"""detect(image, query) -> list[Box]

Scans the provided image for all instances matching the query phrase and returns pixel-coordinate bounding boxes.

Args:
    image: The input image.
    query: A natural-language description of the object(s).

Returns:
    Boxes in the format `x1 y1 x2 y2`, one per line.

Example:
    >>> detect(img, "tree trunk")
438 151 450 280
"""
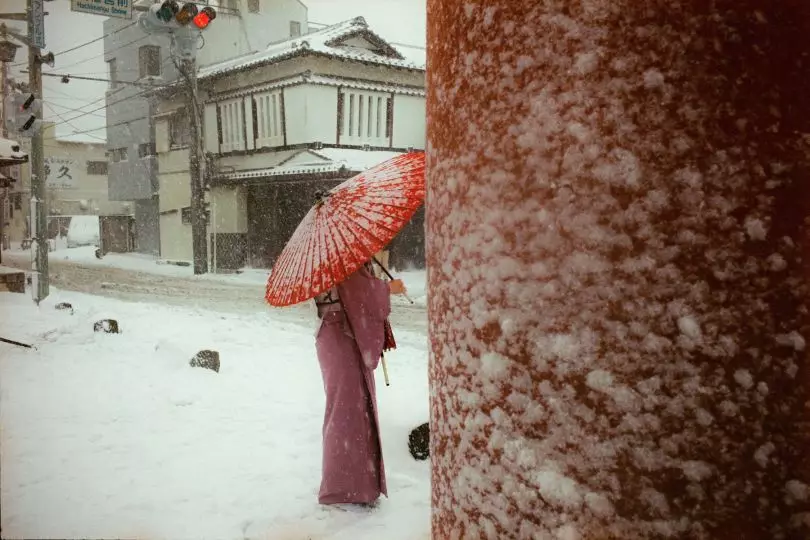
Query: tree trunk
426 1 810 538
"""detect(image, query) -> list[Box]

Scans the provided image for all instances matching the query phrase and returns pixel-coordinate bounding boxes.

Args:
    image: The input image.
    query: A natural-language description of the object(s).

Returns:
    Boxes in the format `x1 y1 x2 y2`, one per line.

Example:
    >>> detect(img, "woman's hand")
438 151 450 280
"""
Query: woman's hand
388 279 407 295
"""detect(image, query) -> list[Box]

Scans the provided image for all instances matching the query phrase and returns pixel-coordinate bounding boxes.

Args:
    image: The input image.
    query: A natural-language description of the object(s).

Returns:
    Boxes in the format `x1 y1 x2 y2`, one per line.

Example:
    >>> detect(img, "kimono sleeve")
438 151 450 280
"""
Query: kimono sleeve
338 268 391 370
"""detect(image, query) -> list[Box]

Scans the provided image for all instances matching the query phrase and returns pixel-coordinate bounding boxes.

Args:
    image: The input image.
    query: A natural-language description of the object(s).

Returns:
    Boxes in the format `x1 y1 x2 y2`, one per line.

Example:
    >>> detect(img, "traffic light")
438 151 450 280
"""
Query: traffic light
193 7 216 29
3 93 41 138
140 2 217 33
155 0 179 22
175 2 198 25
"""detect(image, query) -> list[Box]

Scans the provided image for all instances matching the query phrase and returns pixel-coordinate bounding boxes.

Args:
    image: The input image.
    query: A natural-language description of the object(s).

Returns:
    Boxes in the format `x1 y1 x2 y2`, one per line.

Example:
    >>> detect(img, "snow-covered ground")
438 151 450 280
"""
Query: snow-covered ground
0 289 430 539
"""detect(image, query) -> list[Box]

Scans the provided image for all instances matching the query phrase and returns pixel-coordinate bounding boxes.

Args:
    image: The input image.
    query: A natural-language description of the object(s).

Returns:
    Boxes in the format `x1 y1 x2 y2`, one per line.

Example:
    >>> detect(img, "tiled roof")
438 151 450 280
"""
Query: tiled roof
307 74 425 96
222 162 346 181
218 148 406 182
198 16 425 81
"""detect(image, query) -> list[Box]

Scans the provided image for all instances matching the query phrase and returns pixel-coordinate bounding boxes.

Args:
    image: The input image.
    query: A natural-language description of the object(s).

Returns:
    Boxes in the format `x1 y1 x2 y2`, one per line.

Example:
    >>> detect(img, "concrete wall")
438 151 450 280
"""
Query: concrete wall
205 82 426 152
207 55 425 96
210 186 248 234
159 210 193 262
283 84 339 146
392 94 426 150
134 199 160 256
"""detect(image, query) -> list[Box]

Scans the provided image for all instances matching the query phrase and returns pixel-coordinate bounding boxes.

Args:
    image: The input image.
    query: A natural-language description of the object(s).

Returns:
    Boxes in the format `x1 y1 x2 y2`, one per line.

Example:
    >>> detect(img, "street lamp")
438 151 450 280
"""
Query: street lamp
0 24 20 63
0 38 19 63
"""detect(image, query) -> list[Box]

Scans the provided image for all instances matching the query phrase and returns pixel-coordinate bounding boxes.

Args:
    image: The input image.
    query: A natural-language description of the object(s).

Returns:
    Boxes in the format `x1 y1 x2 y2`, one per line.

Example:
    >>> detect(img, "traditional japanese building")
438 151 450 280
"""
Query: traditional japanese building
152 16 426 271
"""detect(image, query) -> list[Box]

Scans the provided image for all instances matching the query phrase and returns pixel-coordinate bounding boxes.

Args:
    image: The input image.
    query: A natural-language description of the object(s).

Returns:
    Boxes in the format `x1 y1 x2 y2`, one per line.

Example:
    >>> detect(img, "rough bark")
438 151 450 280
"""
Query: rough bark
427 1 810 538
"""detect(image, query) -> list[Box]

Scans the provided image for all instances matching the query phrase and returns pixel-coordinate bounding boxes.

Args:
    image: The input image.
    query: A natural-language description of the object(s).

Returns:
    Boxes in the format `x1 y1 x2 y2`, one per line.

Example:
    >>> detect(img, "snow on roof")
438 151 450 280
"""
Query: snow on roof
312 148 406 171
223 162 346 181
216 72 425 100
55 134 107 145
199 16 425 81
219 148 408 182
0 137 28 164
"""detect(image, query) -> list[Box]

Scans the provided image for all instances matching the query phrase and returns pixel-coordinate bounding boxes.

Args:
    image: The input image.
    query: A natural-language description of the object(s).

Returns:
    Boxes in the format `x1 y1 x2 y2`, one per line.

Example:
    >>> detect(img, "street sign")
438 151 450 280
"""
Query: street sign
71 0 133 20
29 0 45 49
44 157 78 189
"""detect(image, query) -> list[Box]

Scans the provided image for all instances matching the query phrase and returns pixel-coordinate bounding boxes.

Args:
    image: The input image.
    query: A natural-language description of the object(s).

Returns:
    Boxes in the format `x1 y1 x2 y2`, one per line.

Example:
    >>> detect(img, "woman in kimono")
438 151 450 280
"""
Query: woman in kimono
314 261 406 507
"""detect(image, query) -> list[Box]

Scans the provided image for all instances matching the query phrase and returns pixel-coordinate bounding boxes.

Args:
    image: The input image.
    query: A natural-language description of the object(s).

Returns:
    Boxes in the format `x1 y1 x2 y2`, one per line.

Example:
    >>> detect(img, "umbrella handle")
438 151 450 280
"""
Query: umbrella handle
381 353 390 387
372 256 415 305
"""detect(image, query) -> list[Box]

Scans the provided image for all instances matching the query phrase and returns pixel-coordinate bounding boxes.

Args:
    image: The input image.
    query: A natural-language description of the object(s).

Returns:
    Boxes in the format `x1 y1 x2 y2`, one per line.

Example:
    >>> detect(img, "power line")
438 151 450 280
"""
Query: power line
49 80 167 128
44 102 106 143
53 20 139 58
31 57 175 128
11 20 141 67
46 78 132 115
56 114 154 137
45 34 152 72
390 41 426 50
39 66 145 78
44 100 107 119
37 71 171 89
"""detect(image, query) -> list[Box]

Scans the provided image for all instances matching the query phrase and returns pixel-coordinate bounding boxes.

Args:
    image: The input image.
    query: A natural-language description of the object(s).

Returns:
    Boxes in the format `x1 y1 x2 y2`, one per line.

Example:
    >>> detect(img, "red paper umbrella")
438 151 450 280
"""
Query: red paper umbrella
265 151 425 307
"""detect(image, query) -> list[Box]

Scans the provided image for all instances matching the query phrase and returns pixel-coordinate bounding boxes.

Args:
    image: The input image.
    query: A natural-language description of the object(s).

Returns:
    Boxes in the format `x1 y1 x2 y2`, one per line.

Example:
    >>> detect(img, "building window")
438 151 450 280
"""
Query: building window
339 90 389 145
247 0 259 12
138 142 156 158
86 160 108 175
107 59 118 89
110 147 128 162
169 109 191 148
138 45 161 78
254 91 282 148
218 99 245 152
290 21 301 37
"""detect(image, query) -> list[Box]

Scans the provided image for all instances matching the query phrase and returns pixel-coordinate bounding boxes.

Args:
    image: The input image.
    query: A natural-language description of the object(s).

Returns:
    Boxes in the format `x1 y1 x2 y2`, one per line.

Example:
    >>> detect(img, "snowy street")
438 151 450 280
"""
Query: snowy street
0 281 430 539
0 247 428 332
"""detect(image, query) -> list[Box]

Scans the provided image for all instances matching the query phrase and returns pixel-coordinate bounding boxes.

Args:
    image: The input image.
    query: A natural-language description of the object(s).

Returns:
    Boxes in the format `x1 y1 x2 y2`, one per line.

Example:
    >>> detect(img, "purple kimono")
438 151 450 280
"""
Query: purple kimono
314 265 390 505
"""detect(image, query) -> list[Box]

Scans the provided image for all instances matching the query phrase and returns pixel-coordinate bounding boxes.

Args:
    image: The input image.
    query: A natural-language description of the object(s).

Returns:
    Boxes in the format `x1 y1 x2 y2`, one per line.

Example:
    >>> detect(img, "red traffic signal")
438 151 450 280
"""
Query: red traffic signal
193 6 216 29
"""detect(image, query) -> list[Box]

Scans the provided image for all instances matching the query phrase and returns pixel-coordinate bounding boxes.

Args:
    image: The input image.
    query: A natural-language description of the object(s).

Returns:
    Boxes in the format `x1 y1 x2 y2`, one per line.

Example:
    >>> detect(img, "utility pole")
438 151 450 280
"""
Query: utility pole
27 0 47 302
0 57 7 264
176 55 207 274
140 1 216 275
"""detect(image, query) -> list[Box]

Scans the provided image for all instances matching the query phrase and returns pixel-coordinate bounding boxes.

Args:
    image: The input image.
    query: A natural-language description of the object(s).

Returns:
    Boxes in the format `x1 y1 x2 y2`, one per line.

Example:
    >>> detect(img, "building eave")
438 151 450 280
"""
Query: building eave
198 47 425 84
208 71 425 101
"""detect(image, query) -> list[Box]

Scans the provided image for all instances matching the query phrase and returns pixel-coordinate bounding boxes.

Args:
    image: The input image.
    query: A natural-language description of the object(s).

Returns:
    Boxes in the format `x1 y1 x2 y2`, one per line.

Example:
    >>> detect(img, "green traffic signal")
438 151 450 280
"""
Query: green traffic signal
156 0 179 22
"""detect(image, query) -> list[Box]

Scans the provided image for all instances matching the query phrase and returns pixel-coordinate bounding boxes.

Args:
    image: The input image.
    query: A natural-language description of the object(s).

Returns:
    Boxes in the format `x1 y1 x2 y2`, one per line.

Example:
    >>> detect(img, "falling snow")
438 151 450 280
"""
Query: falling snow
428 1 810 538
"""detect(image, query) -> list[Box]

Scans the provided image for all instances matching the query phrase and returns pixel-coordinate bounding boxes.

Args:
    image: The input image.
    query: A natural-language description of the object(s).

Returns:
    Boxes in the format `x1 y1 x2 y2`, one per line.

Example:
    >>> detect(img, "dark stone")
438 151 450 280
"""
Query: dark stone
190 349 220 373
408 422 430 461
93 319 119 334
55 302 74 314
95 248 103 259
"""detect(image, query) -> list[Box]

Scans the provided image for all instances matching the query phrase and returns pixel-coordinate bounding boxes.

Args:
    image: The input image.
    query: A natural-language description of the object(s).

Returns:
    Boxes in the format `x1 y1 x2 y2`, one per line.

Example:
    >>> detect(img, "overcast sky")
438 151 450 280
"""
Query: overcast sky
0 0 425 145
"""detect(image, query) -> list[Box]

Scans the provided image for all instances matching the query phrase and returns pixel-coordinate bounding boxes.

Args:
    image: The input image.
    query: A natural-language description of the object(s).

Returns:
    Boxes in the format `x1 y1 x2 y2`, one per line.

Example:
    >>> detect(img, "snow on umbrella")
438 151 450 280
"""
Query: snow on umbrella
265 151 425 307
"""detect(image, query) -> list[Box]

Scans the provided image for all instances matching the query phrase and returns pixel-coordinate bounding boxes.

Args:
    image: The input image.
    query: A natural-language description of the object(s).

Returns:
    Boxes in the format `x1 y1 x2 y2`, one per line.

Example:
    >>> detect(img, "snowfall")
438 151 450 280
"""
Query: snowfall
0 249 431 540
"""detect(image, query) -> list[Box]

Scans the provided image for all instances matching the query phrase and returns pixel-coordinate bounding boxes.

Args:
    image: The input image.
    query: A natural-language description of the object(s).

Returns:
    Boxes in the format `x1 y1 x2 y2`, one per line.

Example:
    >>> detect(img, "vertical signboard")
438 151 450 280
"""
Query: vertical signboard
29 0 45 49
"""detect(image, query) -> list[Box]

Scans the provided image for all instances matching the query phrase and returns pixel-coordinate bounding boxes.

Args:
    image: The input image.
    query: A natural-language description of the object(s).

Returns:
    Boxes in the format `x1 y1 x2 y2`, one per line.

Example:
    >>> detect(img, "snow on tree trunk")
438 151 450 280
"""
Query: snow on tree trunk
426 1 810 538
